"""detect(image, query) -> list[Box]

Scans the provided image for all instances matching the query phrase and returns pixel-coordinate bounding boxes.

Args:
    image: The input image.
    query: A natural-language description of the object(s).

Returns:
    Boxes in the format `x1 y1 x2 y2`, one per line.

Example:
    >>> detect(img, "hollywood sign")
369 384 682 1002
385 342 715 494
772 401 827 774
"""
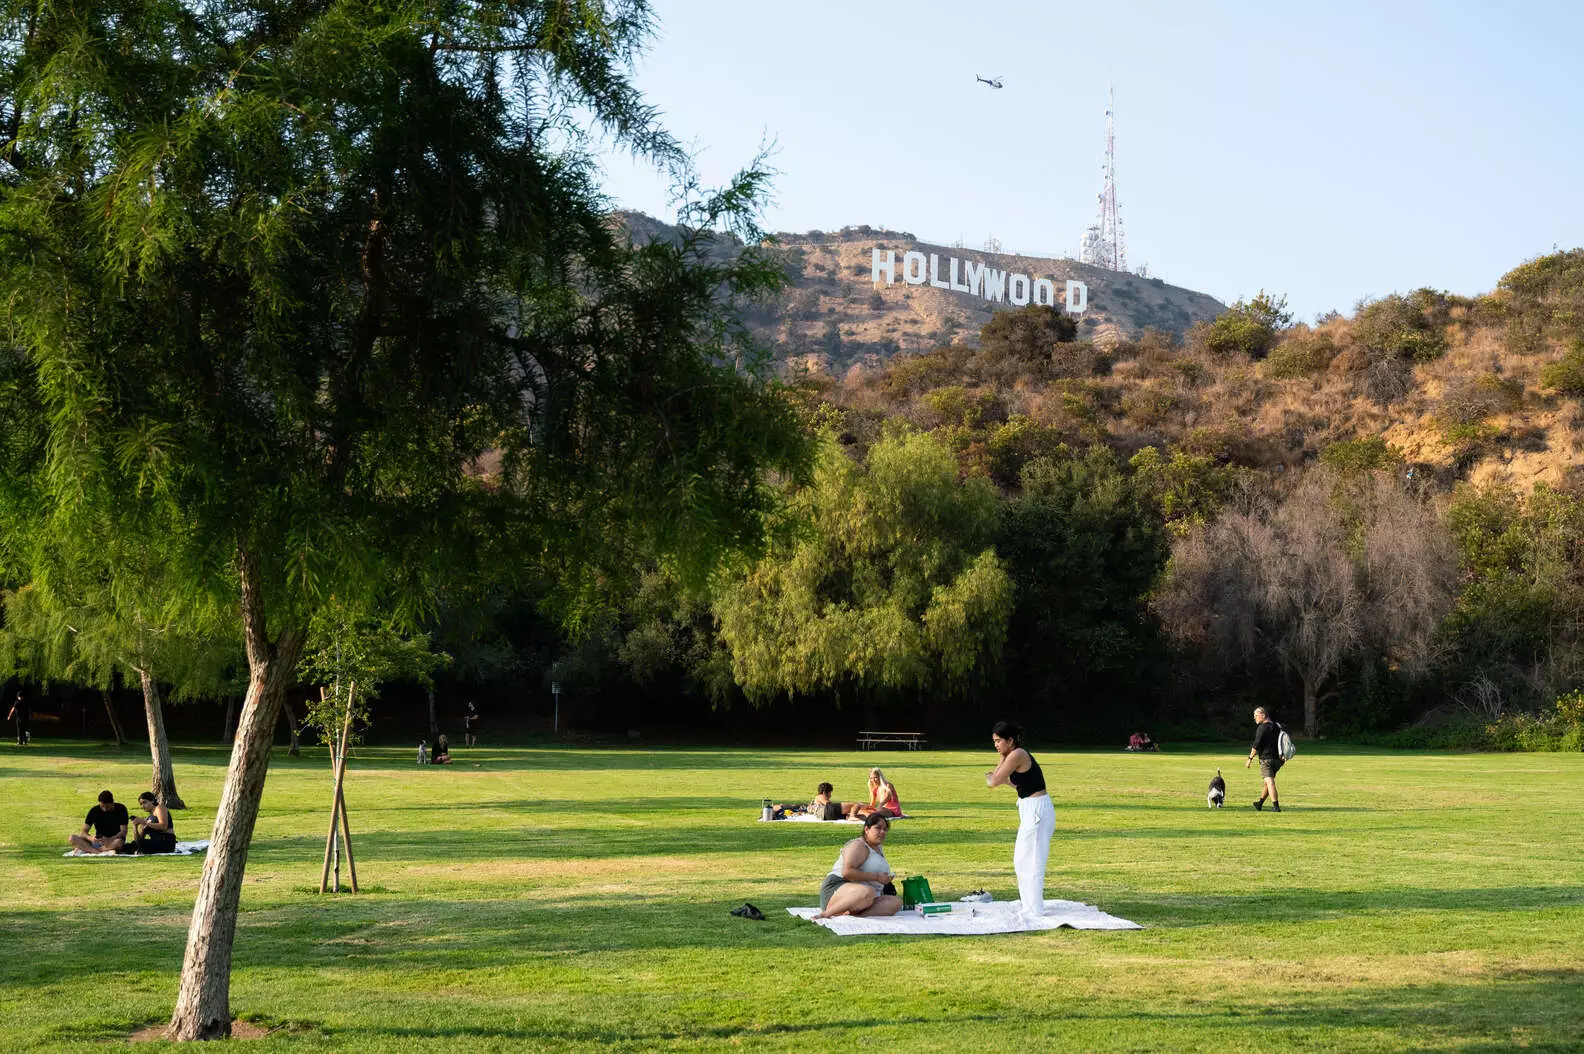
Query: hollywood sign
871 248 1089 314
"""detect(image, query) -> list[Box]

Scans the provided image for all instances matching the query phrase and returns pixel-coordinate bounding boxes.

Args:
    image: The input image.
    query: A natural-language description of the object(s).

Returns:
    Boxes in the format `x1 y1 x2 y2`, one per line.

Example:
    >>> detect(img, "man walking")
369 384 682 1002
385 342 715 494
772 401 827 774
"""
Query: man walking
1245 706 1282 812
7 690 29 747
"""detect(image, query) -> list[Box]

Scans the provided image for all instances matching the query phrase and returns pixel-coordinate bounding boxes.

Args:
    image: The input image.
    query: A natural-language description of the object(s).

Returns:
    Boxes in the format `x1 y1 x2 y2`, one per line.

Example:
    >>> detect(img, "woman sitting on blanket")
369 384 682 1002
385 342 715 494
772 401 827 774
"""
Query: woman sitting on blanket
856 768 901 819
131 792 177 855
814 813 902 919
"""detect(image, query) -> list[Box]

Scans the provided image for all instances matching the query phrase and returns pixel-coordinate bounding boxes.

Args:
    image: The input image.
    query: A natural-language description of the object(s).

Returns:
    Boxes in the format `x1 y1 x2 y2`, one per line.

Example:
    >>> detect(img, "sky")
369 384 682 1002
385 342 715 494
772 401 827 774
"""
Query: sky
594 0 1584 321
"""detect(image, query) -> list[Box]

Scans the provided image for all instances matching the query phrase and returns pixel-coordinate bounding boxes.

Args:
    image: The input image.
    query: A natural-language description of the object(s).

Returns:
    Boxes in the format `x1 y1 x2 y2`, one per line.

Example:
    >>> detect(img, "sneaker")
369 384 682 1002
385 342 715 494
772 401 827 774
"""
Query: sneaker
1271 803 1282 812
730 902 765 921
1253 799 1263 811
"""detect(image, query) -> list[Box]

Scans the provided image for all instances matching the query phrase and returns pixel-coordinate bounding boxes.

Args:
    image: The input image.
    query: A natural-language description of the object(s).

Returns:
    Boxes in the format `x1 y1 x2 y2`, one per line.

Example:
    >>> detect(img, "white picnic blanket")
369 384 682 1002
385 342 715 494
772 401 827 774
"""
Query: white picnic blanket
64 840 209 858
788 898 1141 936
759 813 911 824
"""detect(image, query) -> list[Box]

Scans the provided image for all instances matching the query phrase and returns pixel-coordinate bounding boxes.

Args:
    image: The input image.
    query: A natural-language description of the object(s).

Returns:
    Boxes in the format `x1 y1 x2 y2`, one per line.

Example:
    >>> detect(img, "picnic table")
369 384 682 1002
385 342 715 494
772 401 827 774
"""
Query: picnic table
857 731 926 751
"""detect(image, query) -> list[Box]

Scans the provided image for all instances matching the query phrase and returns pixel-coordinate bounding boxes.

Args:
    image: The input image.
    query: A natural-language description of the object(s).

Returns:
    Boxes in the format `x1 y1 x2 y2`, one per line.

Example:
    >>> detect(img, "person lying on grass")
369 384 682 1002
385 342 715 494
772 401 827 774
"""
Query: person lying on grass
813 813 902 919
130 792 177 855
69 789 128 855
772 782 848 821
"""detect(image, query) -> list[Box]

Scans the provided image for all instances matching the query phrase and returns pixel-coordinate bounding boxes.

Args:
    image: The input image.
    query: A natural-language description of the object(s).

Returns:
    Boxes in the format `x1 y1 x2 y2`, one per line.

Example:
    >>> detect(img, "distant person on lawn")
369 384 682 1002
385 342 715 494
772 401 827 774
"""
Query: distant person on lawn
813 813 902 919
464 701 480 747
131 792 177 854
857 768 902 818
1246 707 1283 812
432 734 453 764
8 690 30 746
70 790 128 854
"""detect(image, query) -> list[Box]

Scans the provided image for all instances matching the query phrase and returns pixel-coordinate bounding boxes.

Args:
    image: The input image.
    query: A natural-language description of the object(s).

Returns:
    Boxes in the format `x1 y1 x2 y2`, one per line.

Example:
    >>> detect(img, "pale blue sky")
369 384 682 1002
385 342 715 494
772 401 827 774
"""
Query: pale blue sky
596 0 1584 321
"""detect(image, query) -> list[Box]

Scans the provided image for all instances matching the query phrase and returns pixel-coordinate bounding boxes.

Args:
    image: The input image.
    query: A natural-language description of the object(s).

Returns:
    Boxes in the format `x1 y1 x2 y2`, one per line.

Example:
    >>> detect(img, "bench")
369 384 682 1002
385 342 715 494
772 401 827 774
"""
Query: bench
857 731 926 751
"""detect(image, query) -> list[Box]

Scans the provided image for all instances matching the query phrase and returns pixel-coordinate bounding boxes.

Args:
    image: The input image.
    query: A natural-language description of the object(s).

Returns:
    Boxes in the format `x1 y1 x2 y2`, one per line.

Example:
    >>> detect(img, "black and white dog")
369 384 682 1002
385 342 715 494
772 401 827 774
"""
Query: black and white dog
1207 768 1226 808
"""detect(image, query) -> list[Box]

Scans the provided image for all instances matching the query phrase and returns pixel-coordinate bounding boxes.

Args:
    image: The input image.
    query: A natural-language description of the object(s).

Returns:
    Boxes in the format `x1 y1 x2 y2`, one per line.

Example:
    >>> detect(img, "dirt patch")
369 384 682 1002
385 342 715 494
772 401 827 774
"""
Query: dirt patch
128 1019 276 1042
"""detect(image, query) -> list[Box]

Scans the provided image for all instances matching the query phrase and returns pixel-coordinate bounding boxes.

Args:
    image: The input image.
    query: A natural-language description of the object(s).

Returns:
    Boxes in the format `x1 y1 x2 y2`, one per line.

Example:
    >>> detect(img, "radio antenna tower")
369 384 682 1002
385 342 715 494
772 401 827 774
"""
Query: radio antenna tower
1079 85 1126 272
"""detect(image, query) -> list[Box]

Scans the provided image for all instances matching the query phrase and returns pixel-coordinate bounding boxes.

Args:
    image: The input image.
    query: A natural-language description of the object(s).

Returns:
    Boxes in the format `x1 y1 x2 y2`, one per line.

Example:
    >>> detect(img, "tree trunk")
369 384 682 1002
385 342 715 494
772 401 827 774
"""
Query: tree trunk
101 689 126 748
1302 675 1319 739
426 686 438 743
139 669 186 810
167 544 305 1042
280 697 301 757
221 695 237 744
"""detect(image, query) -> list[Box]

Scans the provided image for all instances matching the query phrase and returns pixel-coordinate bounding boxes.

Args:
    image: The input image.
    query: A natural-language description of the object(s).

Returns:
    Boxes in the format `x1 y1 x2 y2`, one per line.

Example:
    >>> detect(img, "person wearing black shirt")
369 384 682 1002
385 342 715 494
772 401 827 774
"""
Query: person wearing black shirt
986 719 1055 918
7 690 29 747
70 790 129 854
1245 707 1283 812
464 701 479 747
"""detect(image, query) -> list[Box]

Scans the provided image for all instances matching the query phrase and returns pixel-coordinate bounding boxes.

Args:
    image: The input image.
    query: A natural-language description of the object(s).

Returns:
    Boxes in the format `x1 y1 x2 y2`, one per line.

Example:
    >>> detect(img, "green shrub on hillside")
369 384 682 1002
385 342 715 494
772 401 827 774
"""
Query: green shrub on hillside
1355 290 1452 363
1120 387 1179 428
1486 690 1584 751
1320 436 1402 474
1490 248 1584 354
1539 340 1584 396
1265 331 1337 378
1197 290 1291 359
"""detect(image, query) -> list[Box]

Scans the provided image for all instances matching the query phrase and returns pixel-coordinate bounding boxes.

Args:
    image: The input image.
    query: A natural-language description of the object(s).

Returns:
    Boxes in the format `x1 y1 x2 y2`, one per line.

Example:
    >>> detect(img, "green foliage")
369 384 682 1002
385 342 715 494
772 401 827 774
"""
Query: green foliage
1539 339 1584 396
1200 290 1291 358
1490 248 1584 354
297 598 450 737
1485 691 1584 752
977 304 1078 366
1128 446 1238 533
1442 483 1584 708
1265 330 1337 378
713 429 1013 702
1320 436 1402 474
1355 290 1452 363
985 415 1069 488
1119 387 1178 427
996 447 1170 733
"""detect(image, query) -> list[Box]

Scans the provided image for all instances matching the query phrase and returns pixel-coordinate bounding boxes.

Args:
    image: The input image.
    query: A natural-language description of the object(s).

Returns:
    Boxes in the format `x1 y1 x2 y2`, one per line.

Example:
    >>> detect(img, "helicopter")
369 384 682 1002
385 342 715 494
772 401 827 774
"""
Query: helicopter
975 75 1004 89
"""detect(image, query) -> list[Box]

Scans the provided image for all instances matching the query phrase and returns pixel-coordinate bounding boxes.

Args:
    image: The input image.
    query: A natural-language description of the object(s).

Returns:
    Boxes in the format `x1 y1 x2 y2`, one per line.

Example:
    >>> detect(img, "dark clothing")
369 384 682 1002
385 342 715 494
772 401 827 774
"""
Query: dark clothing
10 699 28 745
818 801 843 821
819 872 846 910
1252 721 1280 760
85 803 129 839
1009 754 1047 799
136 830 177 855
1259 757 1284 780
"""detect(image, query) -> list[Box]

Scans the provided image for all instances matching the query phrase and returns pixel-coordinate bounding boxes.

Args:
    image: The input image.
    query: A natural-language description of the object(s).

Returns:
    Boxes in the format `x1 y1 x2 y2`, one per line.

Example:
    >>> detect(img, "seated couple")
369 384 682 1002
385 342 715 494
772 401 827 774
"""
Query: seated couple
1126 732 1159 752
814 812 902 919
775 770 903 821
69 790 178 855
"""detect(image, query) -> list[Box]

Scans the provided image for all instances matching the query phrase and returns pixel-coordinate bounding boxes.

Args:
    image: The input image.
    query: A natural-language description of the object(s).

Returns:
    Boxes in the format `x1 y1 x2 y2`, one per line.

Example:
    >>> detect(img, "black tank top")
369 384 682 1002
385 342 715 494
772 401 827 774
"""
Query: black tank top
1009 754 1046 798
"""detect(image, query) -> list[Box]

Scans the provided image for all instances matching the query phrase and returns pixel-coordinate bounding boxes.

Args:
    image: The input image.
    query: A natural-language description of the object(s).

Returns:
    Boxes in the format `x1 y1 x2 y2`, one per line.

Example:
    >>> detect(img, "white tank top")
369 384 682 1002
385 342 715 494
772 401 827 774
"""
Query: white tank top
830 839 890 892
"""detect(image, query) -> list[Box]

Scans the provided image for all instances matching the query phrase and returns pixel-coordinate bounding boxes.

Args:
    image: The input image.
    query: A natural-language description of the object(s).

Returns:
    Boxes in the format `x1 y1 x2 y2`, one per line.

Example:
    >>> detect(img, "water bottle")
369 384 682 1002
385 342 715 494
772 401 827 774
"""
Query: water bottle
761 798 774 822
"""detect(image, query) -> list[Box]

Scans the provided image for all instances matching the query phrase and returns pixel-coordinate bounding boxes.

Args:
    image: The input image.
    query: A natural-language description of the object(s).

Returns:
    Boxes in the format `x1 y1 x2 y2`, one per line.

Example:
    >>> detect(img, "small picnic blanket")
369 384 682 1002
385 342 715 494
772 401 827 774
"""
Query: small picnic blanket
759 813 911 824
64 840 210 858
788 898 1141 936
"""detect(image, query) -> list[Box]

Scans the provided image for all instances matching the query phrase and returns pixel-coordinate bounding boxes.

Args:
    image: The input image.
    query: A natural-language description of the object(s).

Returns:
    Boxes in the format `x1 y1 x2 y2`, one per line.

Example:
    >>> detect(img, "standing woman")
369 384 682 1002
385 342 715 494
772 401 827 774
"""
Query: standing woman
985 720 1054 918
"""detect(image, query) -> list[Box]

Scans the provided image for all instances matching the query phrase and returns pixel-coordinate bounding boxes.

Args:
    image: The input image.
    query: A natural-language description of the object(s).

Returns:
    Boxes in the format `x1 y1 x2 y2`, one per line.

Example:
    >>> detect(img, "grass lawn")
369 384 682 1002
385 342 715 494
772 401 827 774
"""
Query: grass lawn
1 739 1581 1051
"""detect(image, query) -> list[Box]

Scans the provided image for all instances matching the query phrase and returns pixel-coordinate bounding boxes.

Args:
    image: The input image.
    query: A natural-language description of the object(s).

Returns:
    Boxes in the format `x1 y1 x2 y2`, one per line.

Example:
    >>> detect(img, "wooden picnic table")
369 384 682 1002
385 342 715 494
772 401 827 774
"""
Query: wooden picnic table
857 731 926 750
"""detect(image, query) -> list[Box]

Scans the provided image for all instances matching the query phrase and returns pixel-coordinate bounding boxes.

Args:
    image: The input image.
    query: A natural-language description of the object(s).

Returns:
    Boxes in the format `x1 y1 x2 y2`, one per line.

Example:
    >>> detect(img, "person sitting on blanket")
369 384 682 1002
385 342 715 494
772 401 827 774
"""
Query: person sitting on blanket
772 782 843 820
131 792 177 855
814 813 902 919
432 734 453 764
69 789 128 855
856 768 902 818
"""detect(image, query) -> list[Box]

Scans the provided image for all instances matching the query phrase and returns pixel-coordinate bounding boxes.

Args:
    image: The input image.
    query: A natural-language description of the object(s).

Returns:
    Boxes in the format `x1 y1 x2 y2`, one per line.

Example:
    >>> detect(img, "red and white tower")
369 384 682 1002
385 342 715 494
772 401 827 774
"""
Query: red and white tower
1080 86 1126 272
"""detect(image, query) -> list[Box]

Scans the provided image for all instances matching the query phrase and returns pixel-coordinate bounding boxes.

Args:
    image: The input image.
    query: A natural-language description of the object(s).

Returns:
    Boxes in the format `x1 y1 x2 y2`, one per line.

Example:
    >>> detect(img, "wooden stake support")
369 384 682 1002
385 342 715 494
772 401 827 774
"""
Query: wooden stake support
318 683 360 893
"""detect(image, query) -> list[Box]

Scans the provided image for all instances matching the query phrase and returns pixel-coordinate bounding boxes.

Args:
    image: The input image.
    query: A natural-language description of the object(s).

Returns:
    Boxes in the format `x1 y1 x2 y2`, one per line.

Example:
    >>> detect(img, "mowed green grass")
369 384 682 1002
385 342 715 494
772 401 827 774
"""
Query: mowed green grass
1 740 1581 1052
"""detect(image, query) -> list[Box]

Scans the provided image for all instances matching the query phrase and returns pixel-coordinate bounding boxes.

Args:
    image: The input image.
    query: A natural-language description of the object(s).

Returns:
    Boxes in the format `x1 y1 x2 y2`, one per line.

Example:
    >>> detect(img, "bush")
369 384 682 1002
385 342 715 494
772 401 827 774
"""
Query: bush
1485 690 1584 751
1539 340 1584 396
1265 331 1337 378
1199 290 1291 359
1120 387 1179 428
1355 290 1451 363
1320 436 1401 474
1436 373 1524 427
1490 248 1584 354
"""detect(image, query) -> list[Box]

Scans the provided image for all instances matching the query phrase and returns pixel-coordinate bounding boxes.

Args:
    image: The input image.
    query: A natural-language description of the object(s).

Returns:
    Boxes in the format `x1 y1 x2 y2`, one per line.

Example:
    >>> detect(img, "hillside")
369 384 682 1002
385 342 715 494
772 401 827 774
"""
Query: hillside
615 212 1228 371
809 251 1584 494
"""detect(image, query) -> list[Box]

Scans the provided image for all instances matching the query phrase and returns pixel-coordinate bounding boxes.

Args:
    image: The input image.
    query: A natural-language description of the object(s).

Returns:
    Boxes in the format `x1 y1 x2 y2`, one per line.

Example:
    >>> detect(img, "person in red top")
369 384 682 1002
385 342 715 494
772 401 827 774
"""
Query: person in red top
857 768 902 818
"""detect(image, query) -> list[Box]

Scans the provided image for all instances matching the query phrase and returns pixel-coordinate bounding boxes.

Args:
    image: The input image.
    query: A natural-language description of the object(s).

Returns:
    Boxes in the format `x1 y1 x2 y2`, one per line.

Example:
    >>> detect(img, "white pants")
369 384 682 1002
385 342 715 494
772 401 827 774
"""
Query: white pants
1014 794 1056 916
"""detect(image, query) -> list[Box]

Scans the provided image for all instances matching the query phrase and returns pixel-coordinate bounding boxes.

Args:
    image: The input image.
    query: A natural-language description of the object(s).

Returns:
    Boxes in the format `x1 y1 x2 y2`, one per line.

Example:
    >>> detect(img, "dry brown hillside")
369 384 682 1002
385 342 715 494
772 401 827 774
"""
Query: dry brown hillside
615 212 1228 370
